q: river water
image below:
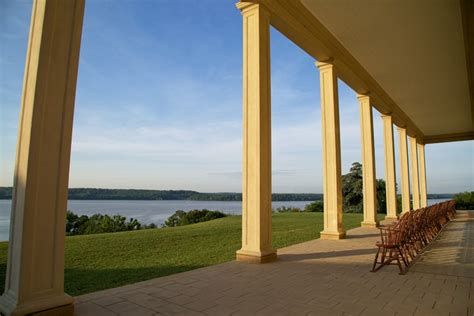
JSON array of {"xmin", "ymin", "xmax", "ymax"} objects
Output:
[
  {"xmin": 0, "ymin": 198, "xmax": 449, "ymax": 242},
  {"xmin": 0, "ymin": 200, "xmax": 314, "ymax": 241}
]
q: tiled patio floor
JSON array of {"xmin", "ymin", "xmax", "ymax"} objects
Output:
[{"xmin": 74, "ymin": 211, "xmax": 473, "ymax": 316}]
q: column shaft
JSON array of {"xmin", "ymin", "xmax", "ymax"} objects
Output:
[
  {"xmin": 409, "ymin": 136, "xmax": 421, "ymax": 210},
  {"xmin": 397, "ymin": 127, "xmax": 411, "ymax": 213},
  {"xmin": 316, "ymin": 60, "xmax": 345, "ymax": 240},
  {"xmin": 0, "ymin": 0, "xmax": 84, "ymax": 315},
  {"xmin": 235, "ymin": 3, "xmax": 276, "ymax": 263},
  {"xmin": 358, "ymin": 95, "xmax": 379, "ymax": 227},
  {"xmin": 382, "ymin": 115, "xmax": 398, "ymax": 219},
  {"xmin": 418, "ymin": 143, "xmax": 428, "ymax": 207}
]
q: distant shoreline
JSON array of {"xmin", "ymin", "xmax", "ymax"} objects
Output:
[{"xmin": 0, "ymin": 187, "xmax": 455, "ymax": 201}]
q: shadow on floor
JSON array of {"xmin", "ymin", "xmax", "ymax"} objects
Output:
[
  {"xmin": 65, "ymin": 265, "xmax": 204, "ymax": 297},
  {"xmin": 279, "ymin": 248, "xmax": 376, "ymax": 262},
  {"xmin": 346, "ymin": 233, "xmax": 379, "ymax": 239}
]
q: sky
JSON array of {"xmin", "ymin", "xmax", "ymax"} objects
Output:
[{"xmin": 1, "ymin": 0, "xmax": 473, "ymax": 194}]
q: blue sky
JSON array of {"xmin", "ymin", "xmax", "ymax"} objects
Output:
[{"xmin": 1, "ymin": 0, "xmax": 473, "ymax": 193}]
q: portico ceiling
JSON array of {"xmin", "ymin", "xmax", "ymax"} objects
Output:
[{"xmin": 300, "ymin": 0, "xmax": 473, "ymax": 143}]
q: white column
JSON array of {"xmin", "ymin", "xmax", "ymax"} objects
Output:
[
  {"xmin": 409, "ymin": 136, "xmax": 421, "ymax": 210},
  {"xmin": 381, "ymin": 115, "xmax": 398, "ymax": 219},
  {"xmin": 235, "ymin": 2, "xmax": 276, "ymax": 263},
  {"xmin": 316, "ymin": 60, "xmax": 345, "ymax": 240},
  {"xmin": 397, "ymin": 127, "xmax": 411, "ymax": 213},
  {"xmin": 0, "ymin": 1, "xmax": 84, "ymax": 315},
  {"xmin": 418, "ymin": 142, "xmax": 428, "ymax": 207},
  {"xmin": 358, "ymin": 94, "xmax": 379, "ymax": 228}
]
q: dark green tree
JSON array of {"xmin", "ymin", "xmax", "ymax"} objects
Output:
[
  {"xmin": 304, "ymin": 200, "xmax": 324, "ymax": 212},
  {"xmin": 341, "ymin": 162, "xmax": 387, "ymax": 213},
  {"xmin": 453, "ymin": 191, "xmax": 474, "ymax": 210}
]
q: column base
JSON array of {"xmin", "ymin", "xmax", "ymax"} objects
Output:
[
  {"xmin": 236, "ymin": 249, "xmax": 277, "ymax": 263},
  {"xmin": 31, "ymin": 303, "xmax": 74, "ymax": 316},
  {"xmin": 361, "ymin": 221, "xmax": 379, "ymax": 228},
  {"xmin": 320, "ymin": 230, "xmax": 346, "ymax": 240},
  {"xmin": 384, "ymin": 216, "xmax": 398, "ymax": 220},
  {"xmin": 0, "ymin": 290, "xmax": 74, "ymax": 316}
]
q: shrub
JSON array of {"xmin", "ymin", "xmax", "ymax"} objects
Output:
[
  {"xmin": 344, "ymin": 205, "xmax": 362, "ymax": 213},
  {"xmin": 453, "ymin": 191, "xmax": 474, "ymax": 210},
  {"xmin": 66, "ymin": 211, "xmax": 153, "ymax": 235},
  {"xmin": 304, "ymin": 201, "xmax": 324, "ymax": 212},
  {"xmin": 163, "ymin": 209, "xmax": 227, "ymax": 227},
  {"xmin": 274, "ymin": 206, "xmax": 301, "ymax": 213}
]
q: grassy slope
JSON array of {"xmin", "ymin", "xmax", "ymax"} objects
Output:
[{"xmin": 0, "ymin": 213, "xmax": 379, "ymax": 296}]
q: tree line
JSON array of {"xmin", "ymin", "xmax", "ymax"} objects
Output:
[
  {"xmin": 0, "ymin": 187, "xmax": 322, "ymax": 201},
  {"xmin": 0, "ymin": 175, "xmax": 455, "ymax": 203}
]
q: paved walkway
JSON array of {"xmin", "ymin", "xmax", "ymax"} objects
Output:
[{"xmin": 74, "ymin": 211, "xmax": 473, "ymax": 316}]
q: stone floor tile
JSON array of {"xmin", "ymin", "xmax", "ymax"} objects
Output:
[
  {"xmin": 124, "ymin": 292, "xmax": 167, "ymax": 311},
  {"xmin": 107, "ymin": 301, "xmax": 155, "ymax": 316},
  {"xmin": 362, "ymin": 306, "xmax": 397, "ymax": 316},
  {"xmin": 306, "ymin": 307, "xmax": 344, "ymax": 316},
  {"xmin": 183, "ymin": 299, "xmax": 218, "ymax": 312},
  {"xmin": 93, "ymin": 295, "xmax": 125, "ymax": 307},
  {"xmin": 202, "ymin": 304, "xmax": 236, "ymax": 316},
  {"xmin": 413, "ymin": 307, "xmax": 450, "ymax": 316},
  {"xmin": 149, "ymin": 288, "xmax": 181, "ymax": 299},
  {"xmin": 74, "ymin": 302, "xmax": 117, "ymax": 316},
  {"xmin": 165, "ymin": 294, "xmax": 195, "ymax": 306},
  {"xmin": 255, "ymin": 304, "xmax": 290, "ymax": 316},
  {"xmin": 154, "ymin": 303, "xmax": 193, "ymax": 315}
]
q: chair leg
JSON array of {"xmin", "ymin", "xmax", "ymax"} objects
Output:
[
  {"xmin": 398, "ymin": 247, "xmax": 408, "ymax": 267},
  {"xmin": 395, "ymin": 252, "xmax": 404, "ymax": 274},
  {"xmin": 371, "ymin": 247, "xmax": 381, "ymax": 272}
]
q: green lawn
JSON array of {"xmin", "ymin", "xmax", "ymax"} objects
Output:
[{"xmin": 0, "ymin": 212, "xmax": 380, "ymax": 296}]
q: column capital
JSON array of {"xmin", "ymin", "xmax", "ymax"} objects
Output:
[
  {"xmin": 407, "ymin": 134, "xmax": 424, "ymax": 144},
  {"xmin": 381, "ymin": 114, "xmax": 393, "ymax": 124},
  {"xmin": 356, "ymin": 93, "xmax": 370, "ymax": 102},
  {"xmin": 315, "ymin": 58, "xmax": 335, "ymax": 70},
  {"xmin": 236, "ymin": 1, "xmax": 270, "ymax": 16}
]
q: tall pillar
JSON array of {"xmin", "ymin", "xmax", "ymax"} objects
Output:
[
  {"xmin": 397, "ymin": 127, "xmax": 411, "ymax": 213},
  {"xmin": 358, "ymin": 94, "xmax": 379, "ymax": 228},
  {"xmin": 0, "ymin": 1, "xmax": 84, "ymax": 315},
  {"xmin": 409, "ymin": 136, "xmax": 421, "ymax": 210},
  {"xmin": 381, "ymin": 115, "xmax": 398, "ymax": 219},
  {"xmin": 235, "ymin": 2, "xmax": 276, "ymax": 263},
  {"xmin": 418, "ymin": 142, "xmax": 427, "ymax": 207},
  {"xmin": 316, "ymin": 60, "xmax": 345, "ymax": 240}
]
